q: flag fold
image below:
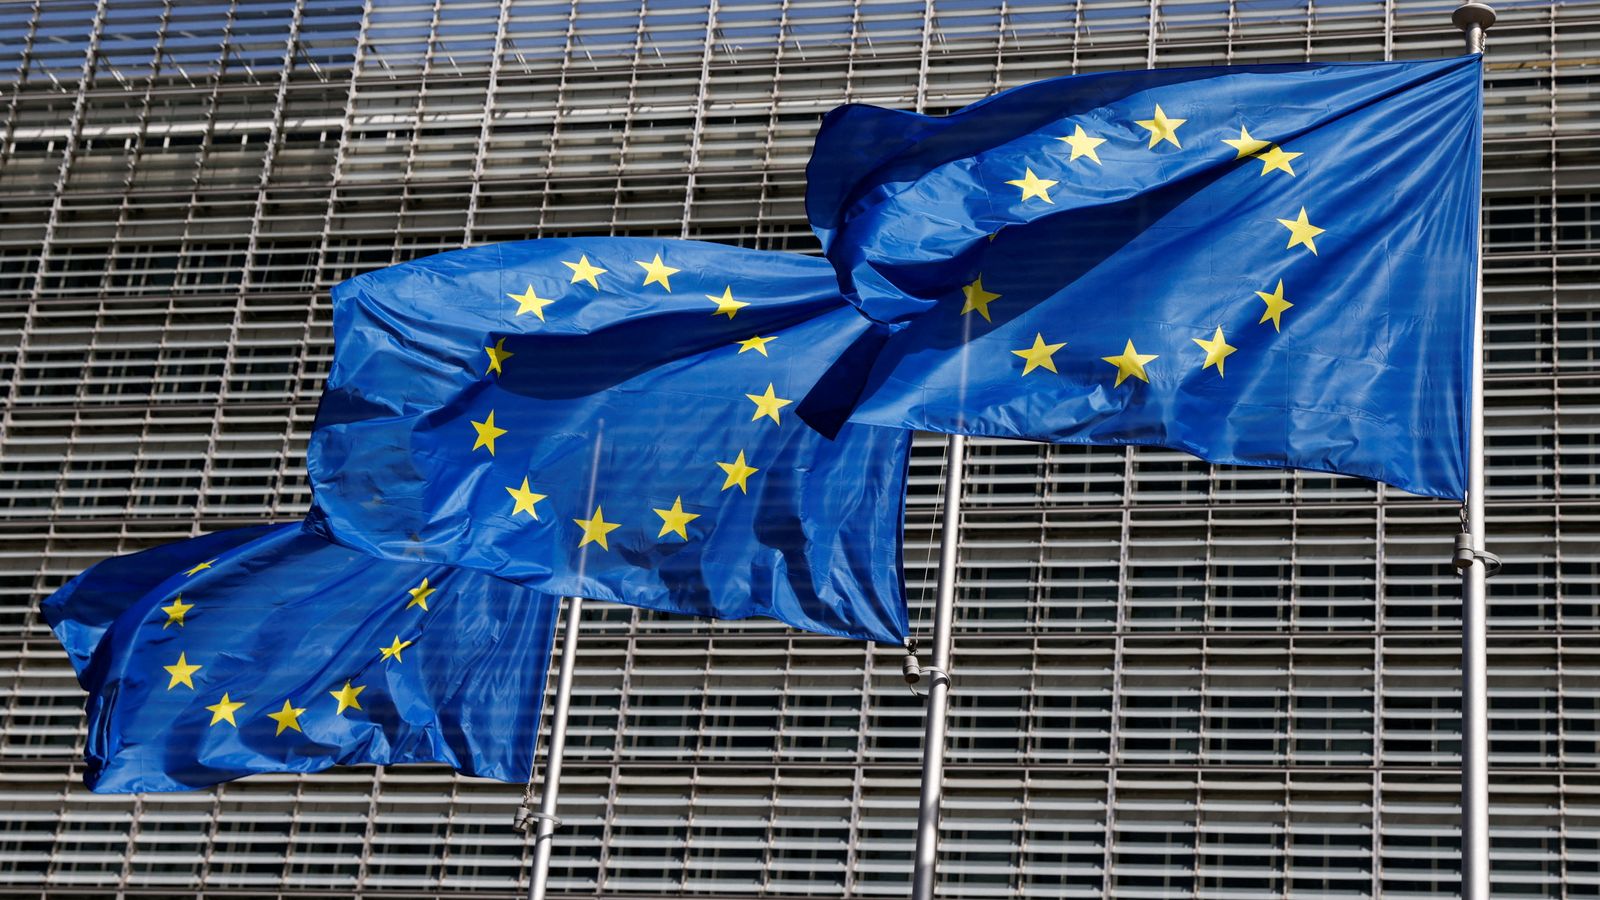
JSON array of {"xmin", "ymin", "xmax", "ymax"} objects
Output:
[
  {"xmin": 307, "ymin": 238, "xmax": 911, "ymax": 644},
  {"xmin": 806, "ymin": 56, "xmax": 1482, "ymax": 499},
  {"xmin": 43, "ymin": 523, "xmax": 558, "ymax": 793}
]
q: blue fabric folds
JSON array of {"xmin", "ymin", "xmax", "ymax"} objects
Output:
[
  {"xmin": 42, "ymin": 523, "xmax": 559, "ymax": 793},
  {"xmin": 806, "ymin": 56, "xmax": 1482, "ymax": 499},
  {"xmin": 306, "ymin": 238, "xmax": 911, "ymax": 644}
]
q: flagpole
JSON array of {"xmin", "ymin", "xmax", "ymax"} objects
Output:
[
  {"xmin": 911, "ymin": 433, "xmax": 965, "ymax": 900},
  {"xmin": 525, "ymin": 594, "xmax": 583, "ymax": 900},
  {"xmin": 1452, "ymin": 6, "xmax": 1496, "ymax": 900}
]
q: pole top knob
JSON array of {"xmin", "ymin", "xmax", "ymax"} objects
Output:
[{"xmin": 1452, "ymin": 2, "xmax": 1497, "ymax": 32}]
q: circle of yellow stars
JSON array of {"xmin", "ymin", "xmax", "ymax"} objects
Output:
[
  {"xmin": 975, "ymin": 105, "xmax": 1321, "ymax": 387},
  {"xmin": 164, "ymin": 556, "xmax": 430, "ymax": 735},
  {"xmin": 476, "ymin": 248, "xmax": 801, "ymax": 558}
]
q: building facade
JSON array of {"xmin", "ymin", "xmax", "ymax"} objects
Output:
[{"xmin": 0, "ymin": 0, "xmax": 1595, "ymax": 896}]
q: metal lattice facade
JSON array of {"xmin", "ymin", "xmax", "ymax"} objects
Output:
[{"xmin": 1, "ymin": 0, "xmax": 1597, "ymax": 896}]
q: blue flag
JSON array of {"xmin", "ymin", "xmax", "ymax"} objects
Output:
[
  {"xmin": 806, "ymin": 56, "xmax": 1481, "ymax": 499},
  {"xmin": 42, "ymin": 523, "xmax": 558, "ymax": 792},
  {"xmin": 307, "ymin": 239, "xmax": 910, "ymax": 644}
]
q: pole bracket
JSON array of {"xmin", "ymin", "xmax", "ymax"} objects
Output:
[
  {"xmin": 909, "ymin": 666, "xmax": 950, "ymax": 698},
  {"xmin": 1453, "ymin": 533, "xmax": 1502, "ymax": 577},
  {"xmin": 512, "ymin": 806, "xmax": 562, "ymax": 834}
]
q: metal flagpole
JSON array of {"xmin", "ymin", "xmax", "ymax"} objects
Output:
[
  {"xmin": 1451, "ymin": 6, "xmax": 1497, "ymax": 900},
  {"xmin": 521, "ymin": 425, "xmax": 604, "ymax": 899},
  {"xmin": 910, "ymin": 433, "xmax": 965, "ymax": 900},
  {"xmin": 522, "ymin": 594, "xmax": 583, "ymax": 900}
]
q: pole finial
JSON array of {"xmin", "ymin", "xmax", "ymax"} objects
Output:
[{"xmin": 1453, "ymin": 3, "xmax": 1496, "ymax": 53}]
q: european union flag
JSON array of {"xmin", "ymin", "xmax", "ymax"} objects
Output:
[
  {"xmin": 307, "ymin": 238, "xmax": 911, "ymax": 644},
  {"xmin": 806, "ymin": 56, "xmax": 1481, "ymax": 499},
  {"xmin": 43, "ymin": 523, "xmax": 558, "ymax": 792}
]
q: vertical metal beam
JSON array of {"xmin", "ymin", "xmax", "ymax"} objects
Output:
[
  {"xmin": 605, "ymin": 0, "xmax": 650, "ymax": 237},
  {"xmin": 269, "ymin": 0, "xmax": 372, "ymax": 518},
  {"xmin": 756, "ymin": 636, "xmax": 793, "ymax": 894},
  {"xmin": 462, "ymin": 0, "xmax": 514, "ymax": 247},
  {"xmin": 914, "ymin": 0, "xmax": 933, "ymax": 114},
  {"xmin": 0, "ymin": 0, "xmax": 43, "ymax": 166},
  {"xmin": 841, "ymin": 0, "xmax": 864, "ymax": 103},
  {"xmin": 911, "ymin": 433, "xmax": 965, "ymax": 900},
  {"xmin": 2, "ymin": 7, "xmax": 106, "ymax": 876},
  {"xmin": 1104, "ymin": 447, "xmax": 1133, "ymax": 893},
  {"xmin": 387, "ymin": 0, "xmax": 445, "ymax": 266},
  {"xmin": 189, "ymin": 0, "xmax": 306, "ymax": 525},
  {"xmin": 101, "ymin": 0, "xmax": 186, "ymax": 524},
  {"xmin": 1145, "ymin": 0, "xmax": 1159, "ymax": 68},
  {"xmin": 532, "ymin": 0, "xmax": 581, "ymax": 236},
  {"xmin": 1372, "ymin": 640, "xmax": 1386, "ymax": 898},
  {"xmin": 678, "ymin": 0, "xmax": 720, "ymax": 239},
  {"xmin": 198, "ymin": 7, "xmax": 305, "ymax": 877},
  {"xmin": 1, "ymin": 0, "xmax": 107, "ymax": 436},
  {"xmin": 111, "ymin": 20, "xmax": 180, "ymax": 885},
  {"xmin": 751, "ymin": 0, "xmax": 793, "ymax": 245},
  {"xmin": 594, "ymin": 630, "xmax": 632, "ymax": 895},
  {"xmin": 1452, "ymin": 6, "xmax": 1496, "ymax": 900},
  {"xmin": 844, "ymin": 644, "xmax": 871, "ymax": 896}
]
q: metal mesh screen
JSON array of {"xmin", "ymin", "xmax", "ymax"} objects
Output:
[{"xmin": 2, "ymin": 0, "xmax": 1597, "ymax": 896}]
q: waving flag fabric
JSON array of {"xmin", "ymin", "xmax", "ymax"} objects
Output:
[
  {"xmin": 307, "ymin": 239, "xmax": 910, "ymax": 644},
  {"xmin": 806, "ymin": 55, "xmax": 1481, "ymax": 499},
  {"xmin": 42, "ymin": 523, "xmax": 559, "ymax": 793}
]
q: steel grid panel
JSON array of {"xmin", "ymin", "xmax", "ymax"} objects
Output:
[{"xmin": 1, "ymin": 0, "xmax": 1598, "ymax": 897}]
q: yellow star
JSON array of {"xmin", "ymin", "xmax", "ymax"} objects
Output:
[
  {"xmin": 1101, "ymin": 339, "xmax": 1159, "ymax": 387},
  {"xmin": 380, "ymin": 636, "xmax": 413, "ymax": 663},
  {"xmin": 405, "ymin": 577, "xmax": 435, "ymax": 611},
  {"xmin": 266, "ymin": 698, "xmax": 307, "ymax": 736},
  {"xmin": 205, "ymin": 693, "xmax": 244, "ymax": 727},
  {"xmin": 1011, "ymin": 333, "xmax": 1066, "ymax": 375},
  {"xmin": 1256, "ymin": 279, "xmax": 1294, "ymax": 332},
  {"xmin": 745, "ymin": 383, "xmax": 793, "ymax": 425},
  {"xmin": 707, "ymin": 286, "xmax": 749, "ymax": 319},
  {"xmin": 1222, "ymin": 126, "xmax": 1271, "ymax": 158},
  {"xmin": 717, "ymin": 451, "xmax": 759, "ymax": 493},
  {"xmin": 160, "ymin": 595, "xmax": 193, "ymax": 629},
  {"xmin": 736, "ymin": 335, "xmax": 775, "ymax": 356},
  {"xmin": 184, "ymin": 560, "xmax": 214, "ymax": 577},
  {"xmin": 1057, "ymin": 124, "xmax": 1106, "ymax": 164},
  {"xmin": 506, "ymin": 284, "xmax": 555, "ymax": 320},
  {"xmin": 1005, "ymin": 167, "xmax": 1057, "ymax": 204},
  {"xmin": 573, "ymin": 505, "xmax": 621, "ymax": 550},
  {"xmin": 1256, "ymin": 144, "xmax": 1302, "ymax": 176},
  {"xmin": 1135, "ymin": 104, "xmax": 1186, "ymax": 148},
  {"xmin": 960, "ymin": 276, "xmax": 1001, "ymax": 322},
  {"xmin": 505, "ymin": 477, "xmax": 547, "ymax": 518},
  {"xmin": 635, "ymin": 253, "xmax": 679, "ymax": 291},
  {"xmin": 471, "ymin": 410, "xmax": 507, "ymax": 455},
  {"xmin": 484, "ymin": 337, "xmax": 514, "ymax": 376},
  {"xmin": 163, "ymin": 652, "xmax": 202, "ymax": 690},
  {"xmin": 1192, "ymin": 327, "xmax": 1238, "ymax": 377},
  {"xmin": 1277, "ymin": 207, "xmax": 1325, "ymax": 255},
  {"xmin": 329, "ymin": 681, "xmax": 366, "ymax": 716},
  {"xmin": 652, "ymin": 496, "xmax": 701, "ymax": 540},
  {"xmin": 562, "ymin": 254, "xmax": 606, "ymax": 289}
]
